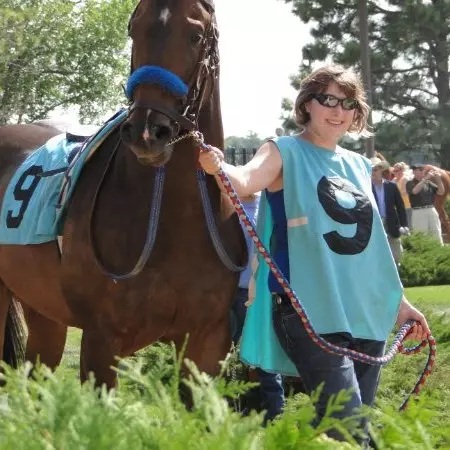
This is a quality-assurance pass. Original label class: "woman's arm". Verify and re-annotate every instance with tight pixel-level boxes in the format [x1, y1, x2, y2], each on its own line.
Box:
[411, 179, 428, 195]
[199, 141, 283, 197]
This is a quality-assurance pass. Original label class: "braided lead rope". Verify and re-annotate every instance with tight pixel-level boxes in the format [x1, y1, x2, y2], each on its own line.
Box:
[193, 138, 436, 411]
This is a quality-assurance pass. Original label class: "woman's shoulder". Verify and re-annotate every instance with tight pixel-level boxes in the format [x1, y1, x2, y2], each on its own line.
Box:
[338, 146, 372, 172]
[268, 135, 298, 147]
[266, 135, 302, 159]
[337, 145, 368, 162]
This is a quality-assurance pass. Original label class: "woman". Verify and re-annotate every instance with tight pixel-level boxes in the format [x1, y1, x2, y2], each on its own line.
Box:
[199, 65, 429, 443]
[393, 161, 413, 227]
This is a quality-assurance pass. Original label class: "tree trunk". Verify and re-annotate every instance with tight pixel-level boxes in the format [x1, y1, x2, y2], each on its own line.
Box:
[358, 0, 375, 157]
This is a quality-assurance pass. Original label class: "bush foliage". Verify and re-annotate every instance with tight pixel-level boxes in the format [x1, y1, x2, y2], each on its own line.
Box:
[0, 352, 444, 450]
[399, 232, 450, 287]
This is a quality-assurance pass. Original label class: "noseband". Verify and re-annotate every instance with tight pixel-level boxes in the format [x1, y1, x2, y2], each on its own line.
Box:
[125, 1, 219, 135]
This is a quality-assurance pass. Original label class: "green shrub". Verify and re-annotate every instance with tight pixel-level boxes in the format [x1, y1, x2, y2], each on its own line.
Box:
[399, 232, 450, 287]
[0, 359, 362, 449]
[1, 355, 443, 449]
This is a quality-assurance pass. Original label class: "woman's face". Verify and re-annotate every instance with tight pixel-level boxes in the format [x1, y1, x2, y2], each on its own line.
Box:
[393, 167, 404, 177]
[305, 82, 357, 142]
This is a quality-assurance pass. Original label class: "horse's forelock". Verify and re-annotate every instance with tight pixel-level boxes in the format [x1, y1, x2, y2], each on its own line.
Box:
[128, 1, 215, 32]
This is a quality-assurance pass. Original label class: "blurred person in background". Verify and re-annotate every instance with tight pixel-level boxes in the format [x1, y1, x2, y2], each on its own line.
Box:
[371, 157, 409, 265]
[406, 163, 445, 244]
[392, 162, 413, 227]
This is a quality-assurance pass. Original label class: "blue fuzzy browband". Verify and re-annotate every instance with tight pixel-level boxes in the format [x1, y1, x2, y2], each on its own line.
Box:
[126, 66, 188, 99]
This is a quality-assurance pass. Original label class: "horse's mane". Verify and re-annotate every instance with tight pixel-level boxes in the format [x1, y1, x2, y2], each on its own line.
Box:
[201, 0, 215, 12]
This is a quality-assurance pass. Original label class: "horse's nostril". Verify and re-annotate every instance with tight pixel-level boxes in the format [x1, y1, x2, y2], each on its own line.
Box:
[150, 125, 173, 142]
[120, 121, 135, 143]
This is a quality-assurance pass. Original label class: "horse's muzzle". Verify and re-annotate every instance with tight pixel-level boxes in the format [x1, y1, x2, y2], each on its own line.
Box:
[120, 110, 178, 164]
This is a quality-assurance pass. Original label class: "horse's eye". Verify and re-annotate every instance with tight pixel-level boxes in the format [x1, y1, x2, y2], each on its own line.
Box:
[191, 33, 203, 45]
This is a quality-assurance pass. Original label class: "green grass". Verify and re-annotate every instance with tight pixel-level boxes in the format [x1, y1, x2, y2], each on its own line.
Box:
[59, 286, 450, 371]
[377, 285, 450, 448]
[405, 285, 450, 306]
[56, 328, 81, 379]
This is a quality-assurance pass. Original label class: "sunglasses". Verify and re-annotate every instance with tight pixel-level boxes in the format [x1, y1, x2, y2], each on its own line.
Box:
[312, 93, 359, 111]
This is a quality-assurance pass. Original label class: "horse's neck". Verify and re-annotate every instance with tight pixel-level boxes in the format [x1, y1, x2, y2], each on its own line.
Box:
[163, 84, 224, 205]
[168, 82, 224, 180]
[197, 82, 224, 149]
[441, 170, 450, 195]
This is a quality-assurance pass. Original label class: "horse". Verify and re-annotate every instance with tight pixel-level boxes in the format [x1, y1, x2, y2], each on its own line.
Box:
[424, 165, 450, 242]
[0, 0, 246, 388]
[0, 122, 70, 371]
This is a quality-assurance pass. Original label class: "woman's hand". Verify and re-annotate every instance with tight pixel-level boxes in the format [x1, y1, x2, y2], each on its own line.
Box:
[199, 146, 224, 175]
[396, 297, 430, 342]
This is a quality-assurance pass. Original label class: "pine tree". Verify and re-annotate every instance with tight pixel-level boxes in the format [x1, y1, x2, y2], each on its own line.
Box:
[282, 0, 450, 166]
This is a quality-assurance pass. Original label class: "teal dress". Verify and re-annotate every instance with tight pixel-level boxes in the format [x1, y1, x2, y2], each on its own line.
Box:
[240, 136, 403, 376]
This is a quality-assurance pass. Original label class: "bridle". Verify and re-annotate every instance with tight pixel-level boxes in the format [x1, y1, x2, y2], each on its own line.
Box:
[89, 1, 244, 280]
[125, 0, 219, 134]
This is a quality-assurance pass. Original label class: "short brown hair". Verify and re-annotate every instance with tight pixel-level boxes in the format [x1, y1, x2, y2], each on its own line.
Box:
[294, 64, 371, 136]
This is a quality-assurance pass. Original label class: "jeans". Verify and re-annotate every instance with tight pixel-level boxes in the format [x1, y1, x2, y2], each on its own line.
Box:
[231, 288, 285, 422]
[272, 294, 385, 444]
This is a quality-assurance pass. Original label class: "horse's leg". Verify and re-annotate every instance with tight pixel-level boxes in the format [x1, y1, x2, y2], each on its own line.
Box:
[79, 328, 119, 388]
[183, 319, 231, 377]
[0, 282, 9, 363]
[171, 319, 231, 408]
[0, 281, 26, 367]
[23, 305, 67, 370]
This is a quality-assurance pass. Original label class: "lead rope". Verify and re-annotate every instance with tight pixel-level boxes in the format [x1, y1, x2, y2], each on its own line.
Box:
[189, 132, 436, 411]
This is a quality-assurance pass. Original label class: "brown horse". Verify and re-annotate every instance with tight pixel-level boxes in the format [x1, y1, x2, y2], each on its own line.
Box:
[0, 122, 70, 370]
[0, 0, 246, 387]
[424, 165, 450, 241]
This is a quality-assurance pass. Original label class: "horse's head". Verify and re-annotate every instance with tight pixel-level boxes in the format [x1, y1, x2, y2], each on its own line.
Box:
[120, 0, 219, 165]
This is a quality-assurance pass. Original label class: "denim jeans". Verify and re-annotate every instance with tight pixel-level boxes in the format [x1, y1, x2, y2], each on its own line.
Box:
[272, 294, 385, 444]
[231, 288, 285, 422]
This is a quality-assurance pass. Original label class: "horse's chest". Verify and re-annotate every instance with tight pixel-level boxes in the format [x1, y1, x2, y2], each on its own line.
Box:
[61, 155, 241, 331]
[62, 187, 230, 297]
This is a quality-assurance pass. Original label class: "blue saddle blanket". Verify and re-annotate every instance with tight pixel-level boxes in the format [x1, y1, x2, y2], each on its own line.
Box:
[0, 110, 127, 244]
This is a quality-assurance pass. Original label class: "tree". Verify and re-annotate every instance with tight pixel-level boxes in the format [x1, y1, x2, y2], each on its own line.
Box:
[0, 0, 135, 125]
[281, 0, 450, 167]
[225, 131, 264, 150]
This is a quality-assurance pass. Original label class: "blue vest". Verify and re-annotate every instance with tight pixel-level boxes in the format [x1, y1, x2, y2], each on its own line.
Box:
[240, 136, 403, 376]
